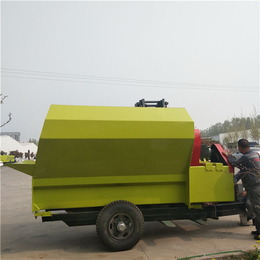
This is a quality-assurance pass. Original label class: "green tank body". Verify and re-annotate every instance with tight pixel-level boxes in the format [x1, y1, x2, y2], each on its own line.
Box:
[8, 104, 234, 213]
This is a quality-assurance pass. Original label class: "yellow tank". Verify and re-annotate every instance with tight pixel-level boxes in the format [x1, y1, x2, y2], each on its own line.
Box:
[8, 104, 234, 213]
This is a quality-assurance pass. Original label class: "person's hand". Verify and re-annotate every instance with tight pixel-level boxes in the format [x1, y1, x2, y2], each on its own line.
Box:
[240, 191, 247, 197]
[222, 151, 229, 157]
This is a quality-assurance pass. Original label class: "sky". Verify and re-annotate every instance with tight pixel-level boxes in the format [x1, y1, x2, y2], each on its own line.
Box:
[1, 1, 259, 143]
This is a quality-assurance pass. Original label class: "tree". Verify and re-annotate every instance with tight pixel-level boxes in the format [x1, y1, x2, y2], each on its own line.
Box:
[25, 151, 35, 159]
[246, 117, 251, 129]
[224, 130, 237, 149]
[230, 117, 240, 144]
[222, 120, 231, 133]
[9, 150, 23, 158]
[250, 106, 260, 143]
[0, 94, 12, 127]
[239, 112, 249, 139]
[200, 107, 259, 146]
[222, 136, 230, 148]
[29, 138, 38, 146]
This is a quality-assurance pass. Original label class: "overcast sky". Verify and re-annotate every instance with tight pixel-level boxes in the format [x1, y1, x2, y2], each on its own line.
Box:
[1, 1, 259, 142]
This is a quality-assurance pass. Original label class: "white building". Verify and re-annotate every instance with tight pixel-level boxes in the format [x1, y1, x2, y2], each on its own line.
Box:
[0, 135, 38, 156]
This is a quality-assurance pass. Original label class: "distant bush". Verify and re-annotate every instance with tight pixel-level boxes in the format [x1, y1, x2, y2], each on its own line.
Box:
[9, 150, 23, 158]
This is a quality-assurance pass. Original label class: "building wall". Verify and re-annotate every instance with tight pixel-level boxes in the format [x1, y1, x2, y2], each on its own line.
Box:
[0, 132, 21, 142]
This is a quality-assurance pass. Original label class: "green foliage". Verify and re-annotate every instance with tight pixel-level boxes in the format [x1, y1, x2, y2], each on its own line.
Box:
[244, 251, 260, 260]
[250, 107, 260, 143]
[243, 240, 260, 260]
[29, 138, 38, 146]
[200, 108, 259, 139]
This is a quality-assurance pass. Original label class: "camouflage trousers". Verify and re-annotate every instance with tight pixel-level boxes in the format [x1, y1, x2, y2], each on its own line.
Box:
[247, 185, 260, 232]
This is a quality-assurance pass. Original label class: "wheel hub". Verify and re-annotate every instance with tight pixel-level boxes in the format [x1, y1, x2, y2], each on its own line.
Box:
[108, 213, 134, 240]
[117, 221, 127, 232]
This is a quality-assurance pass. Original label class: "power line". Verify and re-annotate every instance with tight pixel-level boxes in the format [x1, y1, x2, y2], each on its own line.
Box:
[2, 75, 257, 92]
[1, 67, 253, 89]
[1, 68, 258, 92]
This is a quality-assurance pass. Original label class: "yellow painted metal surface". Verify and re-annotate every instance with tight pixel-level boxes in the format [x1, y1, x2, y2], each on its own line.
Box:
[41, 105, 193, 140]
[189, 163, 234, 204]
[33, 105, 194, 211]
[33, 183, 187, 211]
[0, 155, 15, 163]
[34, 211, 52, 217]
[6, 104, 235, 213]
[7, 161, 35, 176]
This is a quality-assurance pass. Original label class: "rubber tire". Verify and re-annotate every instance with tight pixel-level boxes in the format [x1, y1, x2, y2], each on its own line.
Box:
[96, 200, 144, 251]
